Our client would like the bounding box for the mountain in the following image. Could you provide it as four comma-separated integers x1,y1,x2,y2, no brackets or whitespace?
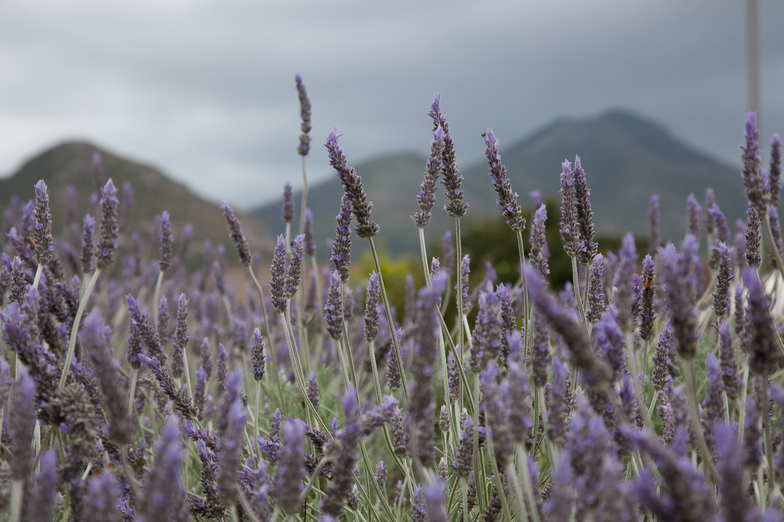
0,141,272,264
253,109,746,259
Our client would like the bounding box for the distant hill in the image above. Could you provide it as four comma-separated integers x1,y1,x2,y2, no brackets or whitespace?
253,109,746,259
0,141,272,264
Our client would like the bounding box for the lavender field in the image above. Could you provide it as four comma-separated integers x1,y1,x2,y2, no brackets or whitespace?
1,75,783,521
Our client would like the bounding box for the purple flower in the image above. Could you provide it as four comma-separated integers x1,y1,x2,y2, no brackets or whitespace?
545,357,571,445
572,156,597,265
649,194,661,253
171,294,189,380
652,321,674,391
770,134,782,207
217,373,247,505
251,327,265,382
743,268,779,376
718,323,741,399
713,423,767,522
270,236,288,314
746,204,762,267
325,129,379,237
330,196,352,282
220,201,252,267
26,450,59,522
9,366,36,480
612,233,637,333
712,242,734,319
428,95,467,217
274,419,307,515
84,470,121,521
158,211,172,272
414,126,445,228
469,283,503,372
33,179,53,265
529,204,549,278
458,255,471,314
96,179,119,268
687,193,702,239
295,73,311,156
81,309,134,444
303,208,316,256
560,160,580,256
139,415,188,521
700,353,725,449
594,308,627,384
638,254,656,340
741,113,769,214
707,204,731,268
286,234,304,298
80,214,95,273
282,182,295,224
452,415,474,477
480,362,515,465
424,477,448,522
322,390,365,516
364,272,380,343
659,236,700,359
484,130,525,231
324,270,343,340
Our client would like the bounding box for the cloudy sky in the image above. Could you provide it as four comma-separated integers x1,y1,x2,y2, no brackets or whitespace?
1,1,783,209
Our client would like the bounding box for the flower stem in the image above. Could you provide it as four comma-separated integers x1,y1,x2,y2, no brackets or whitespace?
59,267,102,390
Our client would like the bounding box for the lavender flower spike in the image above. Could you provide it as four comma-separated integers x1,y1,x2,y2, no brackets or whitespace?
428,95,467,217
220,201,252,267
286,234,304,298
414,126,445,228
325,129,379,237
770,134,781,207
330,196,353,282
364,272,380,343
741,113,770,214
80,214,95,273
96,179,119,268
529,203,549,278
295,73,312,156
282,182,295,224
33,179,53,265
138,415,188,522
270,235,288,313
303,208,316,256
743,267,779,376
559,160,579,256
171,293,189,380
9,366,36,481
158,210,172,272
686,193,702,239
424,477,448,522
251,327,265,381
324,270,344,340
612,232,637,334
484,130,525,231
712,242,733,319
659,237,699,359
745,204,762,267
572,156,597,264
274,419,307,515
649,194,661,253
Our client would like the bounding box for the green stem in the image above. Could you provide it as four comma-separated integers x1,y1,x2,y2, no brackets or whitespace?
764,208,784,282
515,230,531,352
367,236,410,404
762,376,774,507
128,368,138,417
152,271,164,329
9,479,23,522
59,268,102,390
31,263,44,292
683,359,718,482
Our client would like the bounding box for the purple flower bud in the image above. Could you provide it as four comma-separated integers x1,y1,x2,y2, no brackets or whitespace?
649,194,661,253
484,130,525,231
295,73,311,156
686,193,702,239
80,214,95,273
307,373,320,412
8,256,28,305
428,95,467,217
638,254,657,340
274,419,307,515
96,180,119,268
81,309,134,444
9,366,36,480
572,156,597,265
612,233,637,333
171,293,189,380
441,231,455,276
545,357,571,445
364,272,380,343
91,151,104,190
303,208,316,256
452,414,474,477
743,268,779,376
414,126,445,228
594,308,627,384
560,160,580,256
26,450,59,522
530,204,549,278
712,242,734,319
251,327,265,382
424,477,448,522
158,211,172,272
770,206,784,269
744,381,763,473
652,321,674,391
324,270,344,340
700,353,725,449
282,182,295,224
33,179,53,265
138,415,188,521
375,461,387,490
217,373,247,505
458,255,471,314
742,113,770,215
286,234,304,297
714,423,767,522
470,283,503,372
718,323,742,399
84,469,121,521
325,129,379,237
659,237,700,359
270,236,288,314
220,201,252,267
330,196,352,282
746,204,762,268
770,134,782,207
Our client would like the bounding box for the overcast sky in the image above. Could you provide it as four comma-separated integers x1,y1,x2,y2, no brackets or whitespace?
1,1,783,209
